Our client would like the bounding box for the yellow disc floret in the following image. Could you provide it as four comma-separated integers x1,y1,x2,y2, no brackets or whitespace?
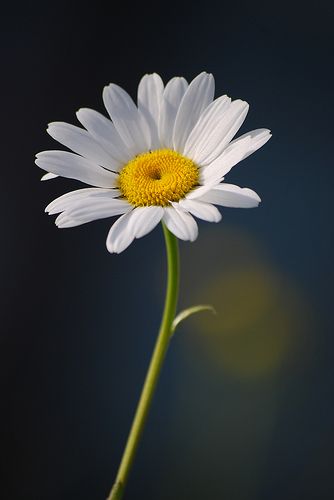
118,149,199,207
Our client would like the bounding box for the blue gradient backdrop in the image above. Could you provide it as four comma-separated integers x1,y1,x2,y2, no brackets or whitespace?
1,1,333,499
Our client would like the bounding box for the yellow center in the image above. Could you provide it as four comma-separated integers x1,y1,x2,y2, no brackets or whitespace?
118,149,199,207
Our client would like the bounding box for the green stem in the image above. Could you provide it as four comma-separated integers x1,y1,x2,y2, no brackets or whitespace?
107,222,180,500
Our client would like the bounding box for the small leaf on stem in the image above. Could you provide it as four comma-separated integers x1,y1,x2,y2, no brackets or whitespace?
171,304,216,335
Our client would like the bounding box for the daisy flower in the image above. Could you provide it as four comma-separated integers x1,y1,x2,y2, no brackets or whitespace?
36,72,271,253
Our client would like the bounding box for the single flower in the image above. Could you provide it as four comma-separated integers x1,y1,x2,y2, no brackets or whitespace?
36,72,271,253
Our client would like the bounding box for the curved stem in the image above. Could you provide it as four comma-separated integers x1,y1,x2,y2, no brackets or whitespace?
107,223,180,500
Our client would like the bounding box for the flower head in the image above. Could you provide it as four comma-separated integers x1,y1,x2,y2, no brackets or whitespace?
36,72,271,253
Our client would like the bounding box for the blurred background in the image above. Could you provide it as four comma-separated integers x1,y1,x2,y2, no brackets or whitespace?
1,1,333,499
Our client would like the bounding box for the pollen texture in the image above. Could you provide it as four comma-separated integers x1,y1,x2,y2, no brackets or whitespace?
119,149,199,207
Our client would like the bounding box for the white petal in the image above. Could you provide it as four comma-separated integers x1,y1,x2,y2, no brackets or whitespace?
55,218,78,229
35,151,118,188
199,135,252,185
187,99,249,166
106,211,136,254
185,184,216,200
138,73,164,150
127,205,164,238
158,77,188,148
41,172,58,181
200,128,272,185
183,95,231,159
106,205,163,252
163,206,198,241
103,84,149,155
46,188,121,214
76,108,131,166
173,72,215,153
198,183,261,208
55,198,132,227
234,128,272,160
177,199,222,222
47,122,119,171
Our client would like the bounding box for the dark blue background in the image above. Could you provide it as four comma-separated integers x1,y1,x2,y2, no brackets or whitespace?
1,1,333,499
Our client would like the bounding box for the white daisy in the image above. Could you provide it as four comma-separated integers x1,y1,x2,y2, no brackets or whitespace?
36,72,271,253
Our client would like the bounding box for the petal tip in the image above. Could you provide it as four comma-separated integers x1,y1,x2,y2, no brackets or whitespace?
106,242,116,254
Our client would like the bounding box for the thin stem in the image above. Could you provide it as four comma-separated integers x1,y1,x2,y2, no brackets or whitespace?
107,222,180,500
